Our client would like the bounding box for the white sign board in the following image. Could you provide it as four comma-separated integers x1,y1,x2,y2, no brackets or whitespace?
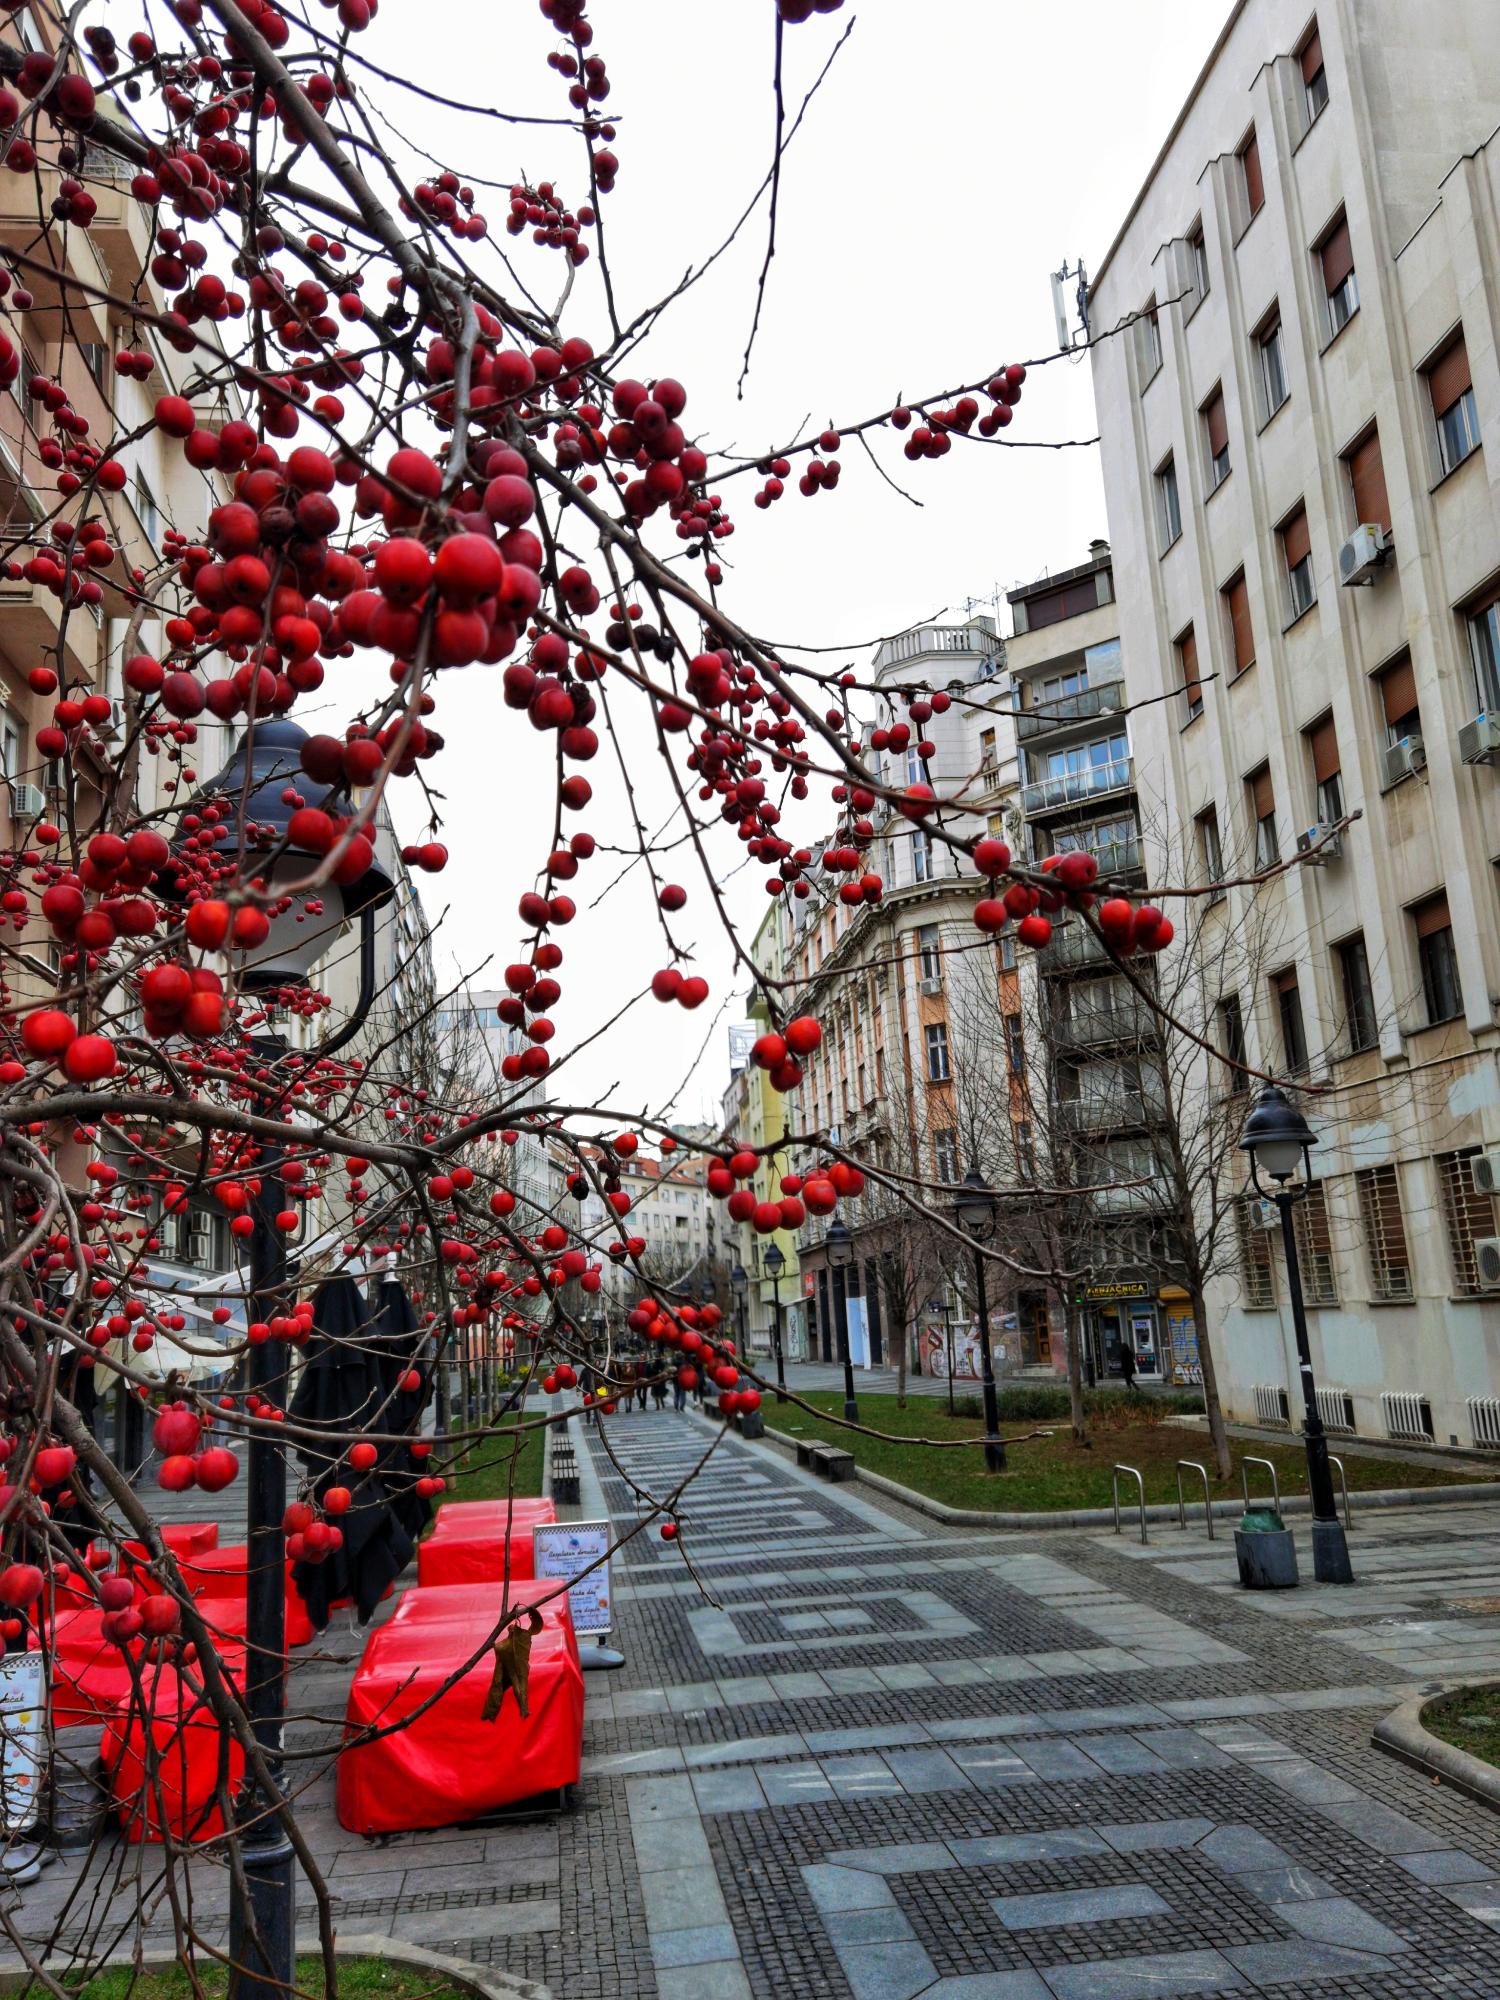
0,1652,45,1835
532,1521,612,1638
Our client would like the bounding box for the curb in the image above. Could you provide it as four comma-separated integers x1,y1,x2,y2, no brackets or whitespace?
1372,1691,1500,1815
756,1423,1500,1530
4,1938,550,2000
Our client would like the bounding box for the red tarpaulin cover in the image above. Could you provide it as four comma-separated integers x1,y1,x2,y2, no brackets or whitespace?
175,1546,316,1648
416,1496,557,1589
101,1659,247,1846
336,1578,583,1835
48,1607,247,1728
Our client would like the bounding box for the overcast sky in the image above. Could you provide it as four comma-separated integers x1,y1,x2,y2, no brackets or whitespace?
313,0,1220,1131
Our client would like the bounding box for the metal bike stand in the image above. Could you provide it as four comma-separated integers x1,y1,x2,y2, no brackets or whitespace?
1241,1455,1281,1515
1175,1459,1214,1538
1112,1464,1147,1545
1327,1454,1353,1532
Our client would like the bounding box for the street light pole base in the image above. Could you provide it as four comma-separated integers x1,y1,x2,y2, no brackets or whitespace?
843,1399,859,1426
1311,1516,1354,1584
983,1443,1007,1475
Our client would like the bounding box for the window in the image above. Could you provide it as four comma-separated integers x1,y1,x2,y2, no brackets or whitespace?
933,1129,958,1185
1239,126,1264,219
1357,1164,1411,1299
917,923,941,982
1248,764,1277,867
1318,211,1357,337
924,1022,950,1082
0,712,20,787
979,727,997,776
1187,220,1210,304
81,342,109,393
1344,425,1390,534
1004,1014,1024,1074
1428,331,1479,475
1273,968,1308,1073
1016,1122,1035,1179
1299,20,1328,123
1237,1197,1276,1306
1335,934,1377,1053
1222,571,1255,675
911,827,932,883
1202,387,1230,488
1022,577,1106,631
1197,806,1223,888
1280,505,1315,619
1177,625,1202,721
1413,892,1462,1024
1466,588,1500,712
1377,650,1421,744
1138,294,1162,380
1219,994,1248,1092
1155,455,1181,551
905,743,924,786
1257,312,1289,420
1439,1149,1495,1296
998,934,1016,973
1307,712,1342,824
134,470,160,545
1292,1184,1338,1304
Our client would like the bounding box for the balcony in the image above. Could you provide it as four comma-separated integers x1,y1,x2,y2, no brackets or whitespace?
873,621,1005,675
1016,681,1125,742
1057,1084,1166,1133
0,573,101,680
1090,1177,1161,1214
1055,991,1154,1048
1040,919,1115,973
1021,757,1134,817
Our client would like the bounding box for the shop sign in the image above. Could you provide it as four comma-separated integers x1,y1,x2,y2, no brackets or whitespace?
1083,1281,1150,1300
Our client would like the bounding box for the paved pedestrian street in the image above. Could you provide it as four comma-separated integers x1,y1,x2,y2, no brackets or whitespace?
12,1410,1500,1999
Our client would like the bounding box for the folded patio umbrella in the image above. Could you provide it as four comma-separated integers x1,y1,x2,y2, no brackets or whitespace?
368,1277,435,1538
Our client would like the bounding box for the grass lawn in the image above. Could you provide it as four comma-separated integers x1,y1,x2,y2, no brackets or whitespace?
777,1390,1484,1514
32,1958,474,2000
1422,1682,1500,1770
434,1385,547,1507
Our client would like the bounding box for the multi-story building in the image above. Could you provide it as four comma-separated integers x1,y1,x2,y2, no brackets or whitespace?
433,988,552,1223
548,1142,712,1328
1088,0,1500,1447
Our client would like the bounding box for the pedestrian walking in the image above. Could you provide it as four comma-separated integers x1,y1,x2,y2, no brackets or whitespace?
651,1370,667,1411
672,1371,687,1413
1119,1340,1136,1391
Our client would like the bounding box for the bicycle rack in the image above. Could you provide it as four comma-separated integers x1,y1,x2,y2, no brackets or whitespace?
1112,1463,1147,1544
1241,1455,1281,1514
1327,1454,1353,1532
1175,1459,1214,1538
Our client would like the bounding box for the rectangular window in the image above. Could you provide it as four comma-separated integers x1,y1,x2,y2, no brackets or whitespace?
1219,994,1248,1092
1239,126,1264,218
1016,1121,1035,1179
1466,589,1500,712
1197,806,1223,888
1248,763,1277,867
1307,712,1342,823
135,470,160,545
1300,20,1328,123
1187,221,1210,304
933,1129,958,1185
1138,294,1162,380
1257,313,1288,419
1413,892,1462,1024
1202,387,1230,488
1336,934,1377,1053
1377,649,1421,744
911,827,932,882
1177,624,1202,720
1223,570,1255,675
917,923,941,982
1439,1149,1495,1297
1428,330,1479,474
924,1021,950,1082
1155,455,1181,551
1357,1164,1411,1299
1318,211,1357,336
1273,967,1308,1073
1292,1184,1339,1305
1344,425,1391,534
979,726,997,775
1237,1197,1276,1307
998,933,1016,973
1281,505,1315,619
1004,1014,1024,1074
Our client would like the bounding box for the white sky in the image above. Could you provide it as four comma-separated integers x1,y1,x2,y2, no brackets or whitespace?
309,0,1220,1129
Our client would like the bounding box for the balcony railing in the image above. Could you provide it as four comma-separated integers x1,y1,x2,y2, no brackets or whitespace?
1021,757,1134,815
1041,920,1115,971
1056,993,1153,1048
1057,1084,1166,1133
873,622,1004,673
1016,681,1125,741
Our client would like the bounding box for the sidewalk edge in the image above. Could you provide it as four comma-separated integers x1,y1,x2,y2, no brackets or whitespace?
1372,1692,1500,1816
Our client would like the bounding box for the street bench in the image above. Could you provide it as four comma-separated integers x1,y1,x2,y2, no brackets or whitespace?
549,1438,581,1505
802,1440,856,1482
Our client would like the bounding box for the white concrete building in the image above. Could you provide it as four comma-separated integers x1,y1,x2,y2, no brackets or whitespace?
1088,0,1500,1450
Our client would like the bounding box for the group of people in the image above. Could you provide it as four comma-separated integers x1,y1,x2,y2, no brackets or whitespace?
585,1352,703,1416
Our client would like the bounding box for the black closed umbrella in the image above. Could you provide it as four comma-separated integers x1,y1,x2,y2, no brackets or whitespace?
289,1276,415,1628
367,1277,435,1539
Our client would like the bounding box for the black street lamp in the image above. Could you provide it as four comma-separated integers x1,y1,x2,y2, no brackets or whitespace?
764,1242,787,1402
729,1260,748,1355
1239,1085,1353,1584
824,1221,859,1424
955,1172,1005,1473
191,720,394,2000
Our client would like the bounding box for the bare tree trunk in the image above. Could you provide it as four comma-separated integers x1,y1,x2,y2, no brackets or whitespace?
1064,1298,1087,1443
1190,1282,1232,1479
890,1257,910,1409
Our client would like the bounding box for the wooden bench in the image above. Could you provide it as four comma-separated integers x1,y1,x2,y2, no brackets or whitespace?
805,1441,856,1483
548,1438,581,1505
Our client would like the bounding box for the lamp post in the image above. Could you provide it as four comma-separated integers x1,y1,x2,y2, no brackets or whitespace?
939,1296,955,1418
1239,1085,1353,1583
188,720,394,2000
955,1172,1005,1473
824,1221,858,1424
729,1260,748,1354
764,1242,787,1402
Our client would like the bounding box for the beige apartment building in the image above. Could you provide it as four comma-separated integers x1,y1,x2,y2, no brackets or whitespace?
1088,0,1500,1449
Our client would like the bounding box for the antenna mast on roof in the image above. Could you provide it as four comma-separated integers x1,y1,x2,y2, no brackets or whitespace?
1050,258,1091,357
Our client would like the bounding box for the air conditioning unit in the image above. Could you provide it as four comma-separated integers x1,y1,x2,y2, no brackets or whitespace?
8,782,45,819
1459,712,1500,766
919,976,942,996
1339,522,1390,586
1383,735,1426,788
1471,1151,1500,1196
1474,1236,1500,1290
1295,824,1342,864
94,698,126,741
188,1222,214,1267
1252,1198,1280,1230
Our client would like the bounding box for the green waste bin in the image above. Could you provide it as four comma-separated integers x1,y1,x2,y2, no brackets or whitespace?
1234,1507,1298,1589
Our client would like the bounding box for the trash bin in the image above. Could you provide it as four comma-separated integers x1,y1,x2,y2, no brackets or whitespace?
1234,1507,1298,1589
